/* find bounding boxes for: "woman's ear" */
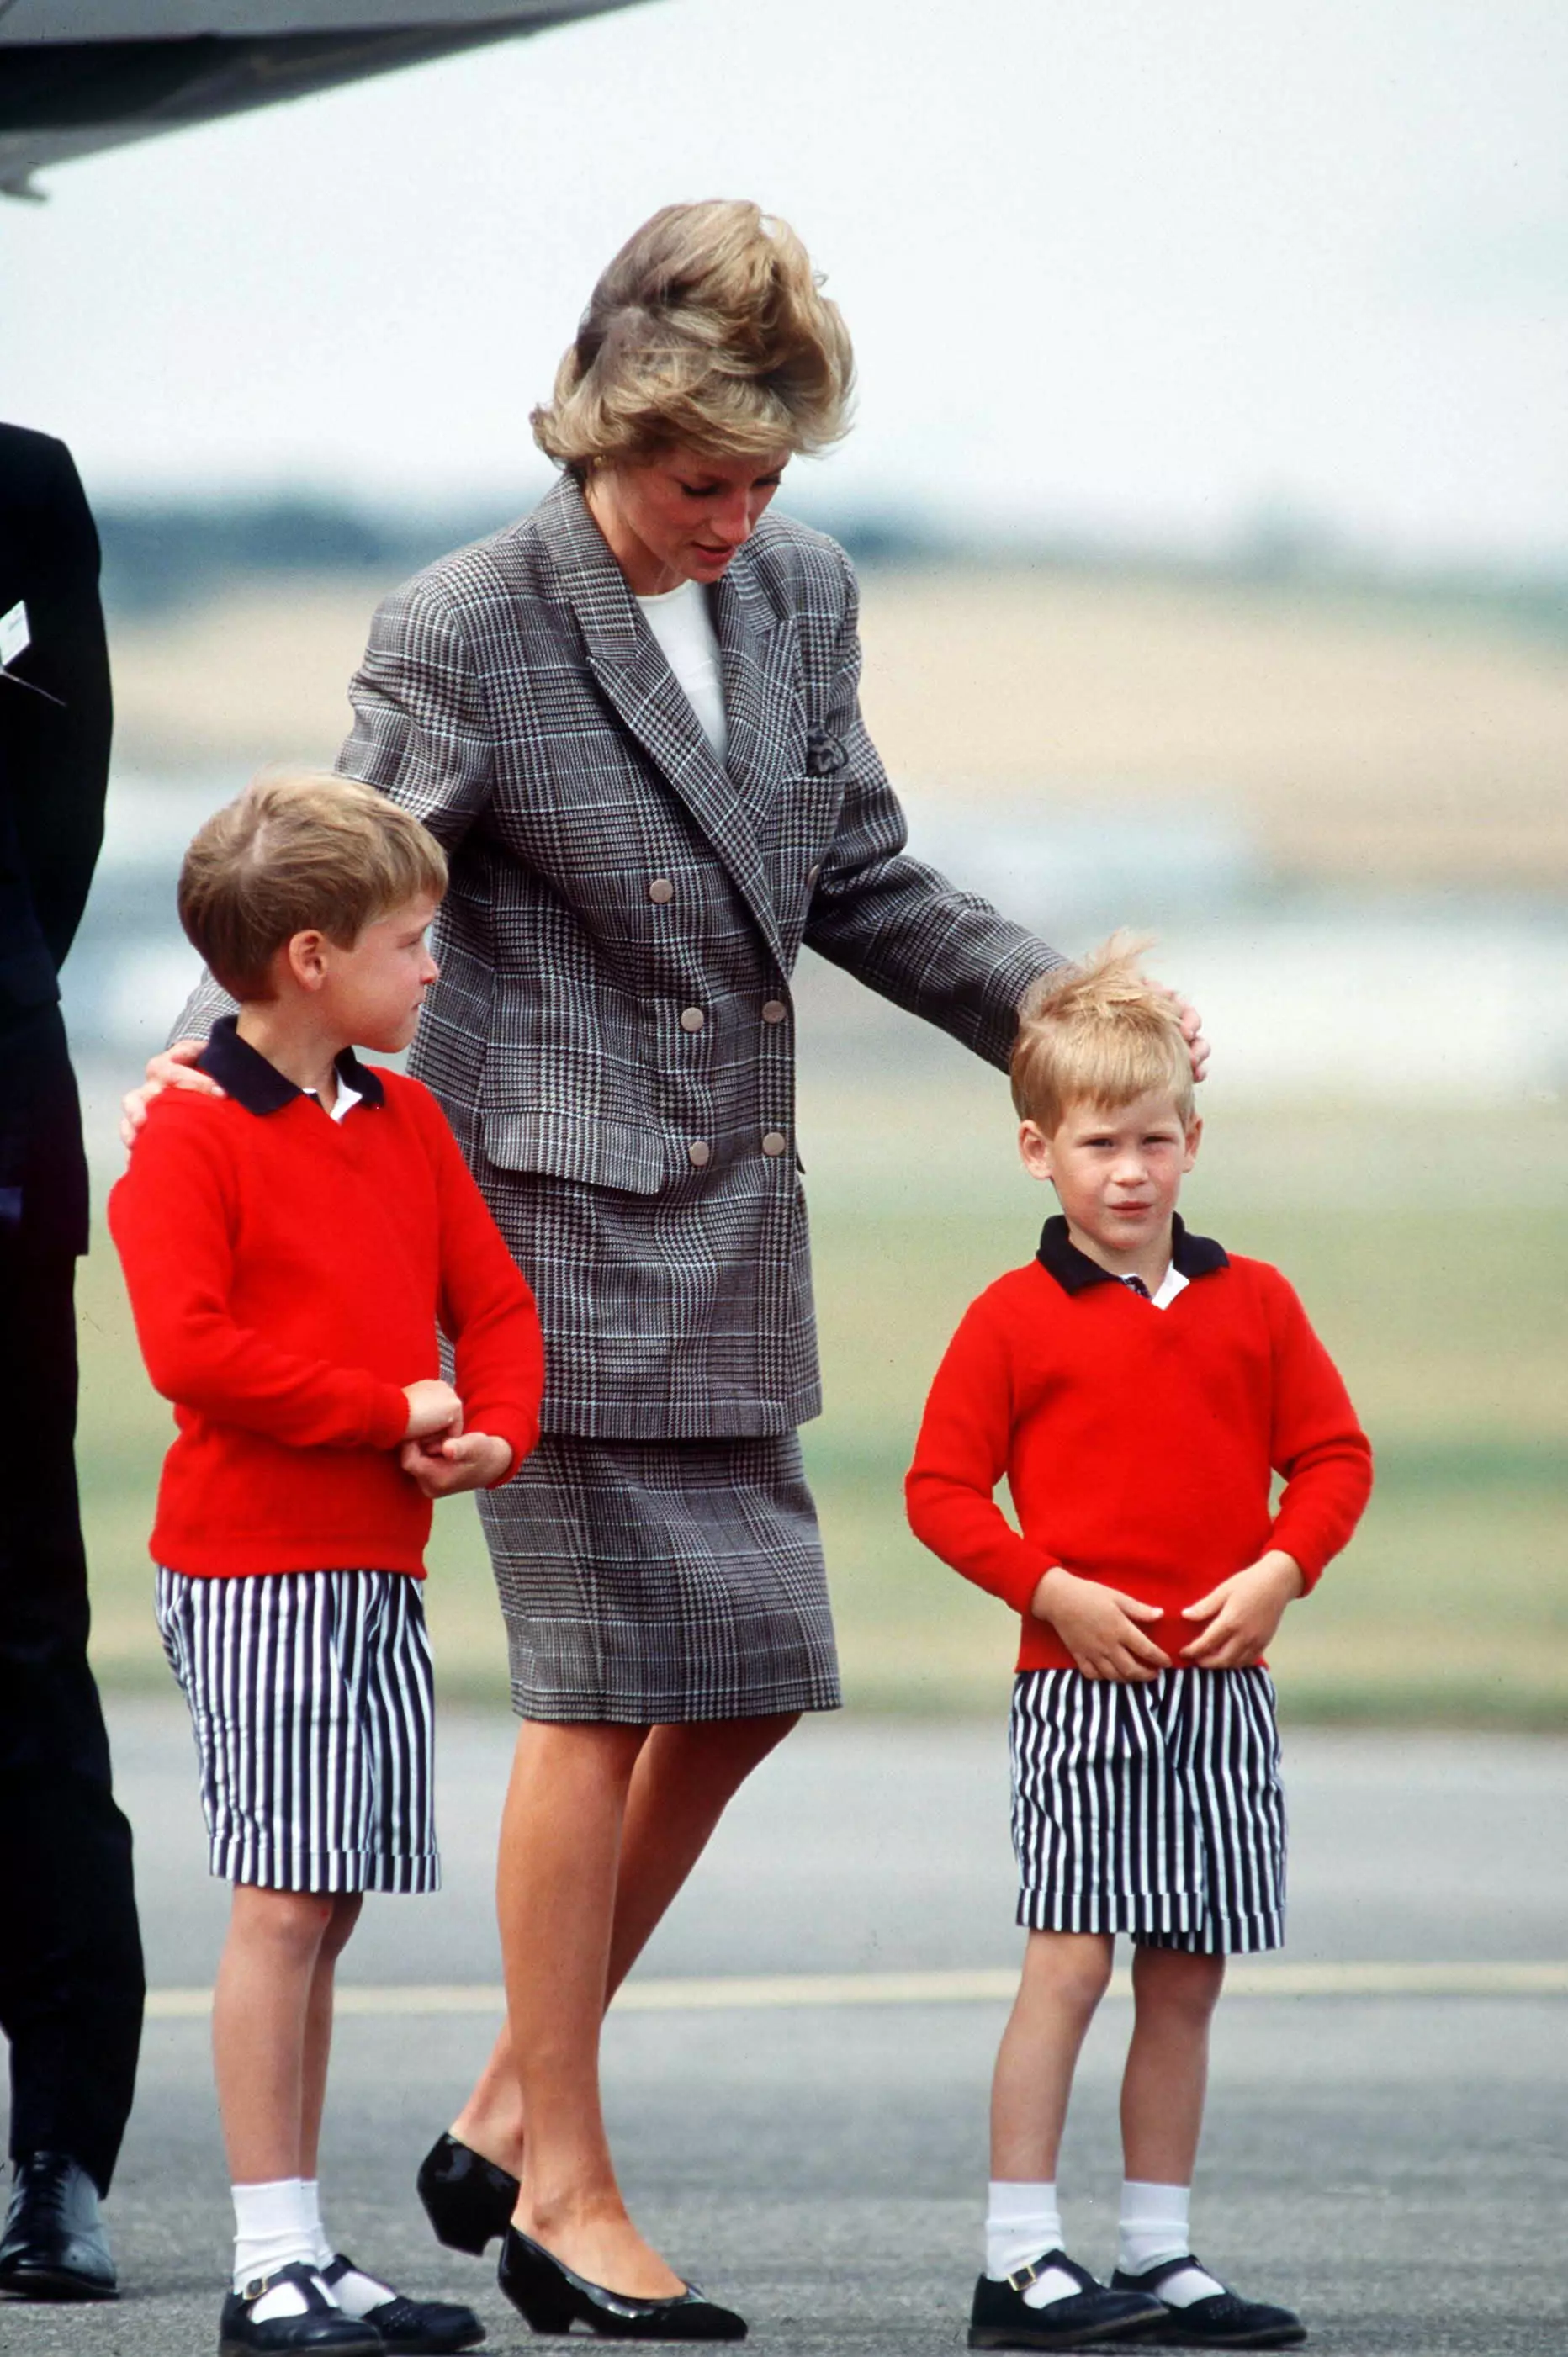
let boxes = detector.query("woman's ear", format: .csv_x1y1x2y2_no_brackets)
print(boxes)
1018,1120,1055,1183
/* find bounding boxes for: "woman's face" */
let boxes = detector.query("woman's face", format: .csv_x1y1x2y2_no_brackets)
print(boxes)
586,448,791,596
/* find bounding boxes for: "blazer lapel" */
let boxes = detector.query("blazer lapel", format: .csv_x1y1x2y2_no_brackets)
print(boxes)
534,479,786,967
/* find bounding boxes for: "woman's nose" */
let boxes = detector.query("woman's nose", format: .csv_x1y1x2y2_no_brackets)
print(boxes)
711,494,754,546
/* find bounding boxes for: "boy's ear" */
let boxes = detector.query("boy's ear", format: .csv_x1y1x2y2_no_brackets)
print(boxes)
1018,1120,1055,1183
1182,1114,1203,1173
282,930,331,993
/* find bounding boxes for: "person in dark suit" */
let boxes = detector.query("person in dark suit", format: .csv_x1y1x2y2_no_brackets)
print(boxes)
0,422,144,2301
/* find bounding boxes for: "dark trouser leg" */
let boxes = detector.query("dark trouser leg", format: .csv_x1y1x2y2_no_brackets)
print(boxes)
0,1242,144,2195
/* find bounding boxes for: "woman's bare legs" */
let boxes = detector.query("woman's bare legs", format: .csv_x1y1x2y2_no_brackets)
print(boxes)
456,1712,797,2290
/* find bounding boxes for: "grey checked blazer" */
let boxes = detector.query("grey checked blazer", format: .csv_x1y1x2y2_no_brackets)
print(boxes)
180,476,1058,1440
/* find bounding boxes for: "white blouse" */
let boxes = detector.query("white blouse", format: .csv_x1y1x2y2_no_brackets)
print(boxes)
636,578,728,763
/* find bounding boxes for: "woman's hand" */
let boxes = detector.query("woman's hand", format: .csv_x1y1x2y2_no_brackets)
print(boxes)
120,1038,221,1147
401,1379,464,1442
399,1430,513,1498
1030,1565,1171,1682
1150,987,1209,1083
1180,1550,1304,1667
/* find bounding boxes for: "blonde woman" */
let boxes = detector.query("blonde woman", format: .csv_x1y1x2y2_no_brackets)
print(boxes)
137,202,1202,2338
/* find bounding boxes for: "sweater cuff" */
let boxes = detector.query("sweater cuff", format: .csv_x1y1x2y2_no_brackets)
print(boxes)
1267,1518,1324,1593
999,1546,1062,1618
466,1407,538,1487
367,1383,413,1453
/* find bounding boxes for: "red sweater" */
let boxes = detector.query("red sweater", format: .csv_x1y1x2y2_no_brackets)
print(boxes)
905,1217,1372,1673
109,1025,544,1579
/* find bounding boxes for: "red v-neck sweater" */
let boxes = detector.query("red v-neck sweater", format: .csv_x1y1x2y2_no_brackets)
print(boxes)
905,1253,1372,1673
109,1073,544,1579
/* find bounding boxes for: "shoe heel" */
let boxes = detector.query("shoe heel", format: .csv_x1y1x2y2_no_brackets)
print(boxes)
415,2134,518,2257
498,2232,580,2336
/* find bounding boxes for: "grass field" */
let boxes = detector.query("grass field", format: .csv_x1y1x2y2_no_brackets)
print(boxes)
79,1081,1568,1727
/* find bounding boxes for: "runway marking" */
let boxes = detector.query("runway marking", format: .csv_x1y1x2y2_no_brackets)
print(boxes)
143,1959,1568,2021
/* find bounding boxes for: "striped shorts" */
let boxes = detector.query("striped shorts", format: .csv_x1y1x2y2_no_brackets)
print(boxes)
155,1568,439,1894
1009,1666,1285,1954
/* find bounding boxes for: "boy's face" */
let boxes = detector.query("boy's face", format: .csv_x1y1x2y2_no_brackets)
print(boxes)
1020,1088,1201,1269
302,893,441,1053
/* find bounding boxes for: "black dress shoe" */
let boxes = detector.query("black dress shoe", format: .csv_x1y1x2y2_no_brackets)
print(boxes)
219,2262,384,2354
0,2152,117,2301
320,2254,485,2353
1110,2258,1306,2348
416,2135,519,2258
498,2227,746,2341
969,2250,1165,2349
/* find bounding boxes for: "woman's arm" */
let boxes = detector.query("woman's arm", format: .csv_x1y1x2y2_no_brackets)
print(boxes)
337,575,497,846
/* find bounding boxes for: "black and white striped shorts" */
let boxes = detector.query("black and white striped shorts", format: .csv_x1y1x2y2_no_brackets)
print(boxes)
155,1568,439,1894
1009,1666,1285,1954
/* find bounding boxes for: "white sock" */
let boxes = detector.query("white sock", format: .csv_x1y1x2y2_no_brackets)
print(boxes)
231,2178,326,2316
984,2180,1079,2310
1117,2180,1223,2307
302,2180,331,2272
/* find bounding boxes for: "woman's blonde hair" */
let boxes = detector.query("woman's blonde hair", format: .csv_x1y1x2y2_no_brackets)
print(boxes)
178,769,447,1001
532,199,854,474
1011,934,1195,1135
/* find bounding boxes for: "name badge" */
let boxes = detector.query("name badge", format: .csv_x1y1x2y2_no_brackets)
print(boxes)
0,600,28,669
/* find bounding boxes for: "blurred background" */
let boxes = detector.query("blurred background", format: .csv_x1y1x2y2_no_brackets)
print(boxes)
6,0,1565,1725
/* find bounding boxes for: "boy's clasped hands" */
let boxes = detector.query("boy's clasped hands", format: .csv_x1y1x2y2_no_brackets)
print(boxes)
1030,1548,1306,1681
400,1379,513,1498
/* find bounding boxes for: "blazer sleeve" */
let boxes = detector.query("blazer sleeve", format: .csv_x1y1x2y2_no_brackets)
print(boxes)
803,549,1063,1071
108,1108,411,1452
1260,1269,1375,1587
904,1293,1060,1613
337,576,497,849
405,1082,545,1481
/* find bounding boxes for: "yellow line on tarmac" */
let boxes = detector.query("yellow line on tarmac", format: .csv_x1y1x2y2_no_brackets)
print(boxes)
143,1959,1568,2021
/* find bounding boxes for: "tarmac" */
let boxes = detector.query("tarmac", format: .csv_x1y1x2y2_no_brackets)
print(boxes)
3,1703,1565,2356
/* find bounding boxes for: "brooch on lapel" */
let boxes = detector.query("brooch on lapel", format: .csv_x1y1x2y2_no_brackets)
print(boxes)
804,725,849,778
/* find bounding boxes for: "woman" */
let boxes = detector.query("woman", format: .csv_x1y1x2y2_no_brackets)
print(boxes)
141,201,1200,2338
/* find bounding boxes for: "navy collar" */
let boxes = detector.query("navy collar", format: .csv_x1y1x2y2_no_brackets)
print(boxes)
1036,1212,1228,1296
196,1015,386,1118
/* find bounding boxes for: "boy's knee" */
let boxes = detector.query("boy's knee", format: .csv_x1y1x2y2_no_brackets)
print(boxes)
1025,1930,1115,2015
1132,1943,1226,2022
231,1883,338,1952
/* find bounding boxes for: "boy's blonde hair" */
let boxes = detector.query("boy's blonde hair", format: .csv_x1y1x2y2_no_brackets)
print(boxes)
178,770,447,1002
532,199,854,474
1011,934,1195,1135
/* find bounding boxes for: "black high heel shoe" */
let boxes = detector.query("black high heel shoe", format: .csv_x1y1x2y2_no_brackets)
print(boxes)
497,2227,747,2341
415,2134,520,2258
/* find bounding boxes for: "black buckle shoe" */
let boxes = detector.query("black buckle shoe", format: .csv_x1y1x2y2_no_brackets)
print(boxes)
0,2152,117,2301
969,2249,1166,2349
1110,2258,1306,2348
320,2255,485,2353
415,2135,519,2259
218,2262,385,2354
498,2226,747,2341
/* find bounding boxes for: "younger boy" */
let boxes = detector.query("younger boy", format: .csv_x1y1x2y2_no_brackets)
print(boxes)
906,939,1372,2353
111,773,546,2357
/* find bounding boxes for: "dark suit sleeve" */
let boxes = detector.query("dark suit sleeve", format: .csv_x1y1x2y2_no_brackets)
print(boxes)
3,435,113,970
803,549,1062,1071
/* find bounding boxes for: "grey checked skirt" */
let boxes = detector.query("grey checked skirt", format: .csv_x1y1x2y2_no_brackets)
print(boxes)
478,1431,842,1724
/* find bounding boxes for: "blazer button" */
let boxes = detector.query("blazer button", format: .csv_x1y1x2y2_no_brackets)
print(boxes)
805,864,821,887
680,1007,706,1032
760,1000,787,1025
687,1139,712,1168
761,1131,787,1157
649,877,675,903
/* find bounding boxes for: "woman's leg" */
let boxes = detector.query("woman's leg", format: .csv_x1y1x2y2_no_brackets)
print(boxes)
452,1713,798,2176
990,1930,1114,2182
1119,1945,1226,2185
299,1894,364,2183
498,1719,689,2295
212,1885,336,2183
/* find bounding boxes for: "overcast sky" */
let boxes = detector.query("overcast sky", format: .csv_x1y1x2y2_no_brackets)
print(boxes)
3,0,1565,563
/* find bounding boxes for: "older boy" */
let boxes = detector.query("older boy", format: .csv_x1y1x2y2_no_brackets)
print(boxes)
110,774,545,2357
906,938,1372,2352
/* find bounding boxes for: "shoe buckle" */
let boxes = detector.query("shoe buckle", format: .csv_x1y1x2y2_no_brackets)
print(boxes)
241,2275,269,2301
1005,2261,1043,2292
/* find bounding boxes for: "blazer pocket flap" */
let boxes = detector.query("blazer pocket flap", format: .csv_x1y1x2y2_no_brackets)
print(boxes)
480,1111,667,1195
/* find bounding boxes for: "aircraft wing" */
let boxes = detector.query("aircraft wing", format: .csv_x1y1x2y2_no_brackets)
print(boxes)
0,3,650,194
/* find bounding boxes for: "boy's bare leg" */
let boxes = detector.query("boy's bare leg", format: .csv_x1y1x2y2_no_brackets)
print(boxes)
452,1713,798,2174
1120,1945,1226,2184
496,1719,685,2299
300,1895,364,2181
991,1930,1114,2180
212,1887,336,2183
